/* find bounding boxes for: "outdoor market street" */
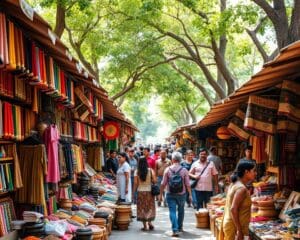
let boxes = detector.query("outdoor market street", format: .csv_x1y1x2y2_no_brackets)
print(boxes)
110,204,214,240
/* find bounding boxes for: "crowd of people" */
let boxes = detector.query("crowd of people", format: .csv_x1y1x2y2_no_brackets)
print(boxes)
104,145,257,239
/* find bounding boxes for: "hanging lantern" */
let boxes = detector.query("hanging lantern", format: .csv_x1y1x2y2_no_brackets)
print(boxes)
216,126,231,140
103,121,120,140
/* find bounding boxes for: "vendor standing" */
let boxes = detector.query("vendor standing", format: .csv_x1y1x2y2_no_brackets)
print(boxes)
222,160,256,240
106,150,119,178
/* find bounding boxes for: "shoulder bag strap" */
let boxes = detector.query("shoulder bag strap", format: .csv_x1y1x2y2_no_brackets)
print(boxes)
199,161,210,177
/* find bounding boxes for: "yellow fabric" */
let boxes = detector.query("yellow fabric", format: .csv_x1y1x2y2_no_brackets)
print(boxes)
222,181,251,240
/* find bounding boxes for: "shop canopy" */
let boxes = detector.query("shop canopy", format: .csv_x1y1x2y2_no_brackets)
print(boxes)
170,123,197,137
197,40,300,128
1,0,137,131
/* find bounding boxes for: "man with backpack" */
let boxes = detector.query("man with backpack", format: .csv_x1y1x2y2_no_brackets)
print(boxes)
159,151,192,237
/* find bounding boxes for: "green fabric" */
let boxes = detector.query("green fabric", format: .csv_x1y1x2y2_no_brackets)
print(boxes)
108,139,117,151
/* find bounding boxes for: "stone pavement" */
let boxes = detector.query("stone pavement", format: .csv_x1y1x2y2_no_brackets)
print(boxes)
110,203,215,240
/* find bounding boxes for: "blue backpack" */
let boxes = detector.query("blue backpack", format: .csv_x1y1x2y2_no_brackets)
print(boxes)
168,167,184,193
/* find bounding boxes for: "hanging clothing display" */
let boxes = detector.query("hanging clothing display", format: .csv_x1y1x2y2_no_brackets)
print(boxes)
0,70,14,98
60,141,74,181
244,95,278,134
278,80,300,123
72,144,84,174
47,195,57,215
0,13,9,68
228,108,252,141
0,163,13,192
16,145,48,215
86,145,102,171
43,125,60,183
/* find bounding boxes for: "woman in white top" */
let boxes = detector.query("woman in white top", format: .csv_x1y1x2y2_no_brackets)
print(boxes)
134,156,157,231
116,152,131,203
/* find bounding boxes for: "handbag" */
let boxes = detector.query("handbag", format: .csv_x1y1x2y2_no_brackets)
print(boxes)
190,161,210,189
150,170,160,196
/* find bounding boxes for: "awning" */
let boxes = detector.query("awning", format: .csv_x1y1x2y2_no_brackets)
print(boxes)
1,0,138,131
198,40,300,127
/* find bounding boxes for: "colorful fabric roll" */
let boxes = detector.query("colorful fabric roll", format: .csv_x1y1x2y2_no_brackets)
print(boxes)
278,80,300,123
244,95,278,134
0,13,9,68
0,70,14,98
0,198,16,236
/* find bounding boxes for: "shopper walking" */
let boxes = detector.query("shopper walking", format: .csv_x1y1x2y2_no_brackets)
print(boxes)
181,149,197,208
116,152,131,203
133,156,156,231
155,149,171,207
128,148,138,204
221,160,256,240
189,148,219,209
160,151,192,237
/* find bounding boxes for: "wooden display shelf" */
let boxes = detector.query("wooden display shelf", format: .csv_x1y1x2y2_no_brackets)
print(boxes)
0,157,13,161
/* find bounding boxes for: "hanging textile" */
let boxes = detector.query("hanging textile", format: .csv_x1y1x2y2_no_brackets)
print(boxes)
43,125,60,183
0,70,14,98
278,80,300,122
58,184,72,200
24,108,36,138
108,139,118,151
47,195,57,215
12,143,23,189
72,144,84,173
244,95,278,134
16,145,48,215
277,115,299,133
3,101,14,139
0,198,16,237
0,100,2,138
60,141,74,181
0,13,9,68
86,145,102,171
7,20,16,70
228,108,252,141
284,133,297,153
0,163,14,192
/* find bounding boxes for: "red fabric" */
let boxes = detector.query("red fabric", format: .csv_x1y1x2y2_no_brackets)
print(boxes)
147,156,156,169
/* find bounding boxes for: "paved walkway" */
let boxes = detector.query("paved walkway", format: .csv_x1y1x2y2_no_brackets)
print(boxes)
110,204,215,240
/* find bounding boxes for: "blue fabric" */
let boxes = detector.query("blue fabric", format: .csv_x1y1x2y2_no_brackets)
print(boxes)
166,193,186,232
195,191,212,209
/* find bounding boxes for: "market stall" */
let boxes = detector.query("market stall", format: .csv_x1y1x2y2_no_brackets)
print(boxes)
0,0,137,239
195,40,300,239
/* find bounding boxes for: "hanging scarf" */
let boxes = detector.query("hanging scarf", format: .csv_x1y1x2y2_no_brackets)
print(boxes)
244,95,278,134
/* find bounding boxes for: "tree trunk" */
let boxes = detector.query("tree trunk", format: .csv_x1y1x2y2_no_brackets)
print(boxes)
54,2,66,38
288,0,300,44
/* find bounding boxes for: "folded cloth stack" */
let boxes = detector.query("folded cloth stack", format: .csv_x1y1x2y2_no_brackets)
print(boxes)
23,211,44,222
79,202,97,213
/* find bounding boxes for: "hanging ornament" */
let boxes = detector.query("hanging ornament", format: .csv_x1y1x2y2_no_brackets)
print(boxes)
103,121,120,140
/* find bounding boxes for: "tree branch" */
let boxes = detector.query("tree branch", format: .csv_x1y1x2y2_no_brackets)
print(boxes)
288,0,300,43
54,2,66,38
251,0,278,24
111,56,181,100
65,25,98,78
176,0,209,23
169,61,214,106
